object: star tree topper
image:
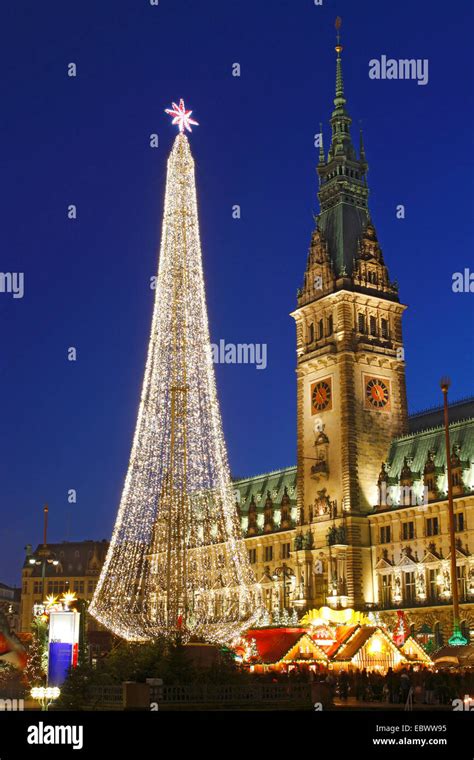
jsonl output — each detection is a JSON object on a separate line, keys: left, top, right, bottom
{"left": 165, "top": 99, "right": 199, "bottom": 133}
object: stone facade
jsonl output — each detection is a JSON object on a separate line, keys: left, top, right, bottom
{"left": 233, "top": 35, "right": 474, "bottom": 646}
{"left": 235, "top": 411, "right": 474, "bottom": 646}
{"left": 20, "top": 540, "right": 108, "bottom": 633}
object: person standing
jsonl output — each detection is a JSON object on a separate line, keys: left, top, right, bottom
{"left": 400, "top": 669, "right": 411, "bottom": 704}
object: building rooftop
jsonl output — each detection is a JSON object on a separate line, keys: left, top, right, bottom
{"left": 23, "top": 539, "right": 109, "bottom": 577}
{"left": 233, "top": 466, "right": 297, "bottom": 514}
{"left": 408, "top": 397, "right": 474, "bottom": 434}
{"left": 232, "top": 399, "right": 474, "bottom": 511}
{"left": 387, "top": 410, "right": 474, "bottom": 483}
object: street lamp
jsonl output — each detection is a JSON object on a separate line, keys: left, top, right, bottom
{"left": 28, "top": 505, "right": 59, "bottom": 599}
{"left": 30, "top": 686, "right": 60, "bottom": 711}
{"left": 29, "top": 556, "right": 59, "bottom": 599}
{"left": 440, "top": 378, "right": 468, "bottom": 646}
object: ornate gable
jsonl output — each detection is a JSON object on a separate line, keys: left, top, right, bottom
{"left": 396, "top": 553, "right": 418, "bottom": 570}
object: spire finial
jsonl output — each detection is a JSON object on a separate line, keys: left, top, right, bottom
{"left": 335, "top": 16, "right": 343, "bottom": 56}
{"left": 334, "top": 17, "right": 345, "bottom": 107}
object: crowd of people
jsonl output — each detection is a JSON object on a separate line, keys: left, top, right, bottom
{"left": 257, "top": 665, "right": 474, "bottom": 706}
{"left": 327, "top": 667, "right": 474, "bottom": 705}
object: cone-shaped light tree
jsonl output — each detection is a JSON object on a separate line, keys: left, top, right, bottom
{"left": 90, "top": 101, "right": 263, "bottom": 644}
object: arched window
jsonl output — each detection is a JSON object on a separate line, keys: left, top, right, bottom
{"left": 308, "top": 322, "right": 314, "bottom": 343}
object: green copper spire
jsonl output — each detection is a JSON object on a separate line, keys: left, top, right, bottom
{"left": 328, "top": 18, "right": 356, "bottom": 162}
{"left": 334, "top": 19, "right": 346, "bottom": 110}
{"left": 315, "top": 18, "right": 370, "bottom": 277}
{"left": 299, "top": 20, "right": 399, "bottom": 309}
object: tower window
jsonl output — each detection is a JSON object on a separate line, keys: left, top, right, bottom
{"left": 327, "top": 314, "right": 333, "bottom": 335}
{"left": 358, "top": 314, "right": 366, "bottom": 333}
{"left": 318, "top": 319, "right": 324, "bottom": 340}
{"left": 381, "top": 318, "right": 389, "bottom": 339}
{"left": 370, "top": 316, "right": 377, "bottom": 336}
{"left": 308, "top": 323, "right": 314, "bottom": 343}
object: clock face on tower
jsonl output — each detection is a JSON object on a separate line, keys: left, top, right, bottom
{"left": 365, "top": 376, "right": 391, "bottom": 410}
{"left": 311, "top": 378, "right": 332, "bottom": 414}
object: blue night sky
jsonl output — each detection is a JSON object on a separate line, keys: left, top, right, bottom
{"left": 1, "top": 0, "right": 473, "bottom": 584}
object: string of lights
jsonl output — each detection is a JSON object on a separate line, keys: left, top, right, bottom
{"left": 89, "top": 110, "right": 264, "bottom": 644}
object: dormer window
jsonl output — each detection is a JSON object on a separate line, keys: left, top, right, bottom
{"left": 423, "top": 450, "right": 439, "bottom": 500}
{"left": 450, "top": 444, "right": 465, "bottom": 495}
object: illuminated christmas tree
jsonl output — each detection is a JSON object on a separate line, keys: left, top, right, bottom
{"left": 23, "top": 621, "right": 46, "bottom": 688}
{"left": 90, "top": 101, "right": 263, "bottom": 644}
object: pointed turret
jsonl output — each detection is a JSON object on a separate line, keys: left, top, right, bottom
{"left": 327, "top": 18, "right": 356, "bottom": 163}
{"left": 298, "top": 20, "right": 400, "bottom": 307}
{"left": 315, "top": 18, "right": 371, "bottom": 279}
{"left": 318, "top": 122, "right": 325, "bottom": 168}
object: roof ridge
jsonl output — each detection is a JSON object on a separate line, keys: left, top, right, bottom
{"left": 394, "top": 415, "right": 474, "bottom": 441}
{"left": 232, "top": 465, "right": 297, "bottom": 483}
{"left": 409, "top": 395, "right": 474, "bottom": 418}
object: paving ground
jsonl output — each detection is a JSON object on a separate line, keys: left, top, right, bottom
{"left": 332, "top": 696, "right": 451, "bottom": 711}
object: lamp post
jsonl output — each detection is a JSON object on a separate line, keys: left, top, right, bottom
{"left": 440, "top": 378, "right": 468, "bottom": 646}
{"left": 28, "top": 505, "right": 59, "bottom": 600}
{"left": 30, "top": 686, "right": 61, "bottom": 711}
